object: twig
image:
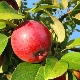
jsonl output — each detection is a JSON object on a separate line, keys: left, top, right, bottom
{"left": 70, "top": 48, "right": 80, "bottom": 52}
{"left": 59, "top": 10, "right": 72, "bottom": 22}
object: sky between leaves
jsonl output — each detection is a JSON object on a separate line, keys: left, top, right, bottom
{"left": 26, "top": 0, "right": 80, "bottom": 40}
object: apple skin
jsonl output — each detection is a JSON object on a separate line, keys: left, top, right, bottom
{"left": 53, "top": 74, "right": 66, "bottom": 80}
{"left": 0, "top": 0, "right": 19, "bottom": 10}
{"left": 73, "top": 70, "right": 80, "bottom": 79}
{"left": 11, "top": 20, "right": 52, "bottom": 63}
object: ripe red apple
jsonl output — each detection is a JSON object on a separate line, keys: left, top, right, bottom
{"left": 11, "top": 20, "right": 52, "bottom": 63}
{"left": 0, "top": 0, "right": 19, "bottom": 10}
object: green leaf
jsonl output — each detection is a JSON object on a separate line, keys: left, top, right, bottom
{"left": 61, "top": 0, "right": 68, "bottom": 9}
{"left": 33, "top": 5, "right": 60, "bottom": 13}
{"left": 37, "top": 0, "right": 59, "bottom": 5}
{"left": 45, "top": 57, "right": 58, "bottom": 80}
{"left": 52, "top": 0, "right": 59, "bottom": 5}
{"left": 0, "top": 1, "right": 25, "bottom": 20}
{"left": 73, "top": 13, "right": 80, "bottom": 20}
{"left": 69, "top": 0, "right": 77, "bottom": 4}
{"left": 42, "top": 10, "right": 65, "bottom": 43}
{"left": 35, "top": 66, "right": 45, "bottom": 80}
{"left": 45, "top": 59, "right": 68, "bottom": 79}
{"left": 61, "top": 52, "right": 80, "bottom": 70}
{"left": 11, "top": 62, "right": 40, "bottom": 80}
{"left": 0, "top": 13, "right": 25, "bottom": 20}
{"left": 66, "top": 38, "right": 80, "bottom": 50}
{"left": 0, "top": 1, "right": 17, "bottom": 13}
{"left": 0, "top": 22, "right": 6, "bottom": 29}
{"left": 0, "top": 33, "right": 8, "bottom": 55}
{"left": 16, "top": 0, "right": 21, "bottom": 8}
{"left": 50, "top": 23, "right": 65, "bottom": 42}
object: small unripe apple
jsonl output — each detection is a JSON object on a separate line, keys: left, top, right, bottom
{"left": 11, "top": 20, "right": 52, "bottom": 63}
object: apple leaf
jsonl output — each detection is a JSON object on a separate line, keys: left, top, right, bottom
{"left": 52, "top": 0, "right": 59, "bottom": 5}
{"left": 45, "top": 58, "right": 68, "bottom": 79}
{"left": 11, "top": 62, "right": 40, "bottom": 80}
{"left": 45, "top": 57, "right": 58, "bottom": 80}
{"left": 35, "top": 66, "right": 45, "bottom": 80}
{"left": 50, "top": 22, "right": 65, "bottom": 43}
{"left": 61, "top": 52, "right": 80, "bottom": 70}
{"left": 66, "top": 38, "right": 80, "bottom": 50}
{"left": 0, "top": 13, "right": 25, "bottom": 20}
{"left": 32, "top": 5, "right": 60, "bottom": 13}
{"left": 41, "top": 10, "right": 65, "bottom": 43}
{"left": 0, "top": 33, "right": 8, "bottom": 55}
{"left": 61, "top": 0, "right": 68, "bottom": 9}
{"left": 0, "top": 1, "right": 25, "bottom": 20}
{"left": 0, "top": 1, "right": 17, "bottom": 13}
{"left": 50, "top": 16, "right": 65, "bottom": 43}
{"left": 16, "top": 0, "right": 21, "bottom": 8}
{"left": 73, "top": 13, "right": 80, "bottom": 20}
{"left": 0, "top": 22, "right": 6, "bottom": 29}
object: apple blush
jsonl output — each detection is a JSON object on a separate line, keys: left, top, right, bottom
{"left": 11, "top": 20, "right": 52, "bottom": 63}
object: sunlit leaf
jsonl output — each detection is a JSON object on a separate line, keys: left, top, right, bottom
{"left": 11, "top": 62, "right": 40, "bottom": 80}
{"left": 42, "top": 10, "right": 65, "bottom": 42}
{"left": 0, "top": 22, "right": 6, "bottom": 29}
{"left": 36, "top": 0, "right": 59, "bottom": 5}
{"left": 61, "top": 0, "right": 68, "bottom": 9}
{"left": 73, "top": 13, "right": 80, "bottom": 20}
{"left": 0, "top": 1, "right": 17, "bottom": 13}
{"left": 50, "top": 23, "right": 65, "bottom": 42}
{"left": 0, "top": 13, "right": 25, "bottom": 20}
{"left": 52, "top": 0, "right": 59, "bottom": 5}
{"left": 45, "top": 59, "right": 68, "bottom": 79}
{"left": 0, "top": 1, "right": 25, "bottom": 20}
{"left": 35, "top": 66, "right": 45, "bottom": 80}
{"left": 16, "top": 0, "right": 21, "bottom": 8}
{"left": 45, "top": 57, "right": 58, "bottom": 80}
{"left": 0, "top": 33, "right": 8, "bottom": 55}
{"left": 61, "top": 52, "right": 80, "bottom": 70}
{"left": 66, "top": 38, "right": 80, "bottom": 50}
{"left": 33, "top": 5, "right": 60, "bottom": 13}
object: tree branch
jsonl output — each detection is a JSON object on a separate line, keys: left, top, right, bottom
{"left": 59, "top": 10, "right": 72, "bottom": 22}
{"left": 69, "top": 48, "right": 80, "bottom": 52}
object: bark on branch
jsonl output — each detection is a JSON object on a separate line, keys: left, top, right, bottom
{"left": 59, "top": 10, "right": 72, "bottom": 22}
{"left": 69, "top": 48, "right": 80, "bottom": 52}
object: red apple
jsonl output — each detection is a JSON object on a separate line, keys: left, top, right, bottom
{"left": 53, "top": 74, "right": 66, "bottom": 80}
{"left": 0, "top": 0, "right": 19, "bottom": 10}
{"left": 11, "top": 20, "right": 52, "bottom": 63}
